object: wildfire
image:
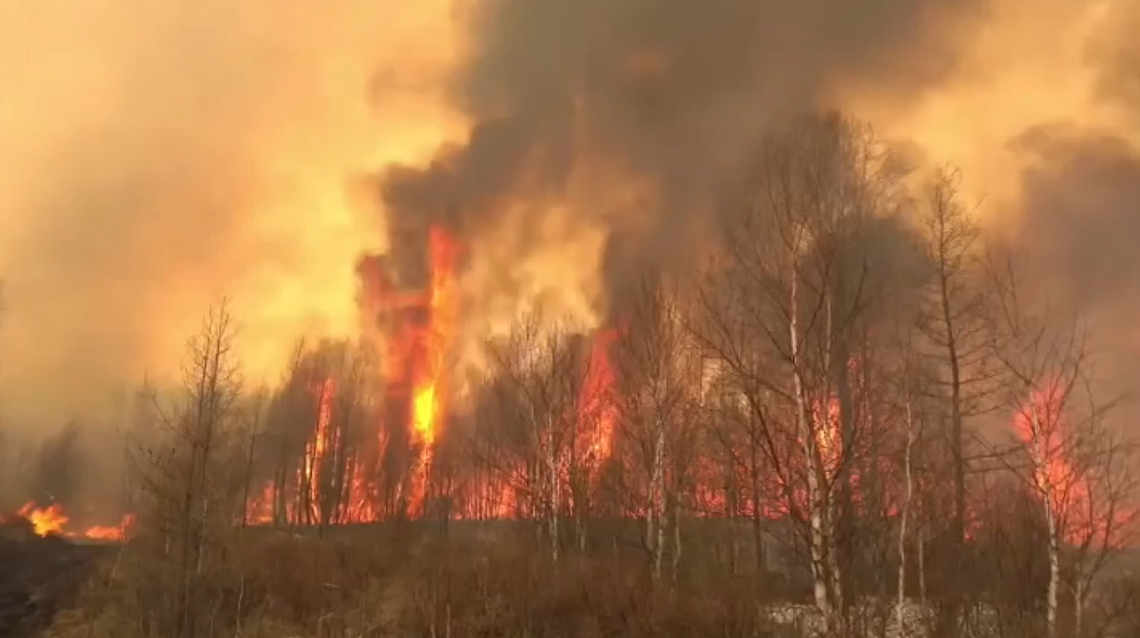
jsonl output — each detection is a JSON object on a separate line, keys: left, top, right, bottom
{"left": 1011, "top": 381, "right": 1135, "bottom": 547}
{"left": 301, "top": 376, "right": 338, "bottom": 517}
{"left": 243, "top": 224, "right": 463, "bottom": 524}
{"left": 83, "top": 515, "right": 136, "bottom": 542}
{"left": 578, "top": 328, "right": 618, "bottom": 463}
{"left": 6, "top": 502, "right": 134, "bottom": 542}
{"left": 409, "top": 225, "right": 461, "bottom": 446}
{"left": 17, "top": 502, "right": 67, "bottom": 536}
{"left": 1012, "top": 382, "right": 1093, "bottom": 545}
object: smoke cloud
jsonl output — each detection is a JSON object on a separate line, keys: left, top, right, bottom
{"left": 0, "top": 0, "right": 461, "bottom": 427}
{"left": 2, "top": 0, "right": 1138, "bottom": 430}
{"left": 371, "top": 0, "right": 993, "bottom": 363}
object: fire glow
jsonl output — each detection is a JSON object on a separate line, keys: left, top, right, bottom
{"left": 4, "top": 502, "right": 134, "bottom": 542}
{"left": 245, "top": 224, "right": 493, "bottom": 523}
{"left": 240, "top": 221, "right": 628, "bottom": 526}
{"left": 1011, "top": 381, "right": 1131, "bottom": 547}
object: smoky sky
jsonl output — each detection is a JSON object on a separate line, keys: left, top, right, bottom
{"left": 0, "top": 0, "right": 436, "bottom": 430}
{"left": 3, "top": 0, "right": 1140, "bottom": 437}
{"left": 1012, "top": 124, "right": 1140, "bottom": 311}
{"left": 375, "top": 0, "right": 990, "bottom": 299}
{"left": 1002, "top": 0, "right": 1140, "bottom": 386}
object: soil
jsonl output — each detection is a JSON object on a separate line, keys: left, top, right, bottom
{"left": 0, "top": 519, "right": 114, "bottom": 638}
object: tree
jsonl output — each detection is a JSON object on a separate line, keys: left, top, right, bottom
{"left": 984, "top": 246, "right": 1138, "bottom": 638}
{"left": 472, "top": 313, "right": 590, "bottom": 561}
{"left": 238, "top": 386, "right": 268, "bottom": 530}
{"left": 611, "top": 275, "right": 702, "bottom": 580}
{"left": 292, "top": 340, "right": 376, "bottom": 530}
{"left": 889, "top": 315, "right": 938, "bottom": 636}
{"left": 912, "top": 168, "right": 996, "bottom": 636}
{"left": 127, "top": 297, "right": 245, "bottom": 638}
{"left": 694, "top": 112, "right": 907, "bottom": 633}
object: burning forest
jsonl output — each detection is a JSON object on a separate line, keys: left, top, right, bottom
{"left": 7, "top": 116, "right": 1140, "bottom": 638}
{"left": 4, "top": 0, "right": 1140, "bottom": 637}
{"left": 239, "top": 218, "right": 625, "bottom": 527}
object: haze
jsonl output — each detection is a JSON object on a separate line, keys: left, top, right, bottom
{"left": 1, "top": 0, "right": 1138, "bottom": 431}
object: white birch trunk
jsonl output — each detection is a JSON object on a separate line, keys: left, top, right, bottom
{"left": 649, "top": 420, "right": 666, "bottom": 578}
{"left": 547, "top": 428, "right": 560, "bottom": 563}
{"left": 1030, "top": 402, "right": 1059, "bottom": 638}
{"left": 790, "top": 242, "right": 836, "bottom": 634}
{"left": 918, "top": 531, "right": 927, "bottom": 605}
{"left": 896, "top": 397, "right": 916, "bottom": 635}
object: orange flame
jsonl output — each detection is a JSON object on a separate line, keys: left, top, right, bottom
{"left": 9, "top": 502, "right": 133, "bottom": 541}
{"left": 1012, "top": 381, "right": 1093, "bottom": 545}
{"left": 301, "top": 376, "right": 337, "bottom": 520}
{"left": 1011, "top": 380, "right": 1135, "bottom": 547}
{"left": 17, "top": 502, "right": 68, "bottom": 537}
{"left": 579, "top": 328, "right": 618, "bottom": 463}
{"left": 410, "top": 225, "right": 460, "bottom": 446}
{"left": 82, "top": 514, "right": 135, "bottom": 542}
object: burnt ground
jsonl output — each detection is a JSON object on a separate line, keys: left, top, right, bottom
{"left": 0, "top": 520, "right": 116, "bottom": 638}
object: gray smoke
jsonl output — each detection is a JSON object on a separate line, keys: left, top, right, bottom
{"left": 374, "top": 0, "right": 991, "bottom": 304}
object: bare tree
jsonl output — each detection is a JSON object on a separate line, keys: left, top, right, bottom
{"left": 911, "top": 168, "right": 1001, "bottom": 635}
{"left": 890, "top": 319, "right": 934, "bottom": 636}
{"left": 983, "top": 246, "right": 1138, "bottom": 638}
{"left": 611, "top": 275, "right": 702, "bottom": 580}
{"left": 472, "top": 313, "right": 589, "bottom": 561}
{"left": 328, "top": 342, "right": 377, "bottom": 523}
{"left": 693, "top": 112, "right": 907, "bottom": 633}
{"left": 239, "top": 387, "right": 268, "bottom": 530}
{"left": 289, "top": 340, "right": 376, "bottom": 530}
{"left": 1062, "top": 403, "right": 1140, "bottom": 638}
{"left": 127, "top": 297, "right": 245, "bottom": 638}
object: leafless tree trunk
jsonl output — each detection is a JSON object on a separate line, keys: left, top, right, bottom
{"left": 896, "top": 370, "right": 924, "bottom": 635}
{"left": 474, "top": 314, "right": 589, "bottom": 563}
{"left": 239, "top": 389, "right": 266, "bottom": 530}
{"left": 613, "top": 275, "right": 701, "bottom": 580}
{"left": 980, "top": 245, "right": 1140, "bottom": 638}
{"left": 914, "top": 168, "right": 996, "bottom": 636}
{"left": 1066, "top": 414, "right": 1140, "bottom": 638}
{"left": 692, "top": 113, "right": 908, "bottom": 634}
{"left": 127, "top": 298, "right": 244, "bottom": 638}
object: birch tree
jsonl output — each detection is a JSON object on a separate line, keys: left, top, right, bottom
{"left": 694, "top": 112, "right": 906, "bottom": 633}
{"left": 1061, "top": 406, "right": 1140, "bottom": 638}
{"left": 611, "top": 275, "right": 701, "bottom": 580}
{"left": 474, "top": 314, "right": 588, "bottom": 561}
{"left": 982, "top": 246, "right": 1136, "bottom": 638}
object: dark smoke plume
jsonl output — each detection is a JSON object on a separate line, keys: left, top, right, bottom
{"left": 371, "top": 0, "right": 990, "bottom": 310}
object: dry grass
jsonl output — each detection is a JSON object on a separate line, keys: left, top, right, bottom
{"left": 40, "top": 524, "right": 1140, "bottom": 638}
{"left": 40, "top": 527, "right": 792, "bottom": 638}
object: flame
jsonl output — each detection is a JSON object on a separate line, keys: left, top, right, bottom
{"left": 245, "top": 224, "right": 462, "bottom": 523}
{"left": 81, "top": 514, "right": 135, "bottom": 542}
{"left": 579, "top": 328, "right": 619, "bottom": 463}
{"left": 409, "top": 225, "right": 461, "bottom": 446}
{"left": 8, "top": 503, "right": 134, "bottom": 542}
{"left": 301, "top": 376, "right": 338, "bottom": 519}
{"left": 17, "top": 502, "right": 68, "bottom": 537}
{"left": 1013, "top": 381, "right": 1092, "bottom": 545}
{"left": 1012, "top": 380, "right": 1133, "bottom": 547}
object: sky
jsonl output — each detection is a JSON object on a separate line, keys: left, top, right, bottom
{"left": 0, "top": 0, "right": 1137, "bottom": 430}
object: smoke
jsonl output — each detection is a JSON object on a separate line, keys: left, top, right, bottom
{"left": 2, "top": 0, "right": 1139, "bottom": 429}
{"left": 0, "top": 0, "right": 461, "bottom": 427}
{"left": 993, "top": 0, "right": 1140, "bottom": 391}
{"left": 371, "top": 0, "right": 992, "bottom": 361}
